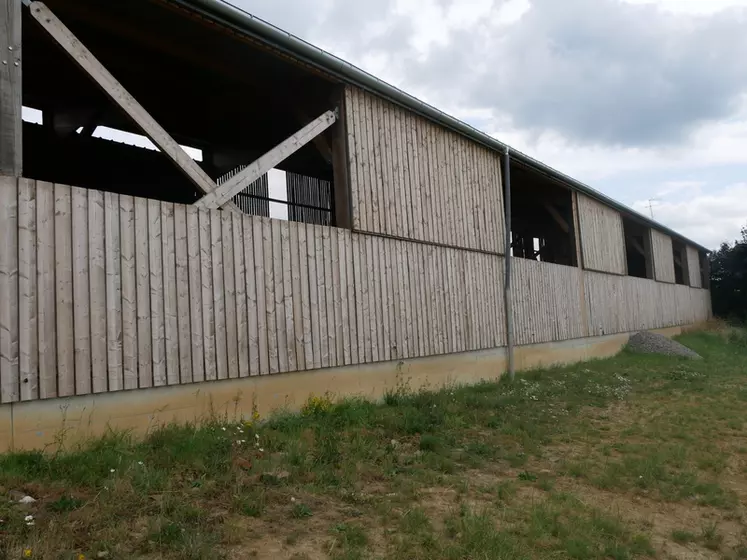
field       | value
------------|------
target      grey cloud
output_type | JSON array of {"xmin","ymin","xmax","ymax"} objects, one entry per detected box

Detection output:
[{"xmin": 230, "ymin": 0, "xmax": 747, "ymax": 147}]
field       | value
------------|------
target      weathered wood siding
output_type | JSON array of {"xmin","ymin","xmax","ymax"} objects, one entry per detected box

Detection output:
[
  {"xmin": 577, "ymin": 194, "xmax": 626, "ymax": 275},
  {"xmin": 511, "ymin": 259, "xmax": 584, "ymax": 346},
  {"xmin": 585, "ymin": 271, "xmax": 710, "ymax": 336},
  {"xmin": 686, "ymin": 246, "xmax": 701, "ymax": 288},
  {"xmin": 344, "ymin": 86, "xmax": 504, "ymax": 253},
  {"xmin": 651, "ymin": 229, "xmax": 675, "ymax": 284},
  {"xmin": 0, "ymin": 178, "xmax": 712, "ymax": 404}
]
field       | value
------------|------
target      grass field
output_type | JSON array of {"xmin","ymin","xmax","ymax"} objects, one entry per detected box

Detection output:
[{"xmin": 1, "ymin": 326, "xmax": 746, "ymax": 559}]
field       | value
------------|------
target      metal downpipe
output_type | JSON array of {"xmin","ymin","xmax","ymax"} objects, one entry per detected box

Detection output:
[{"xmin": 503, "ymin": 147, "xmax": 514, "ymax": 381}]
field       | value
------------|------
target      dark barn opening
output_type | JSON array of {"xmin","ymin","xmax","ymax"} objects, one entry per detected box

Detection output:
[
  {"xmin": 672, "ymin": 239, "xmax": 690, "ymax": 285},
  {"xmin": 623, "ymin": 217, "xmax": 653, "ymax": 279},
  {"xmin": 509, "ymin": 163, "xmax": 577, "ymax": 266},
  {"xmin": 21, "ymin": 0, "xmax": 344, "ymax": 225}
]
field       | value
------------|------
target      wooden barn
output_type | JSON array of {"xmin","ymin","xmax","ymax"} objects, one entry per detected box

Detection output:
[{"xmin": 0, "ymin": 0, "xmax": 711, "ymax": 449}]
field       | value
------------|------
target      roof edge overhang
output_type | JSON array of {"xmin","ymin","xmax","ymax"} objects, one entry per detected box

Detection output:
[{"xmin": 167, "ymin": 0, "xmax": 711, "ymax": 253}]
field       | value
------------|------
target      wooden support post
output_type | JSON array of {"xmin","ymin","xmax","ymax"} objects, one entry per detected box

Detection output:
[
  {"xmin": 26, "ymin": 1, "xmax": 222, "ymax": 200},
  {"xmin": 1, "ymin": 0, "xmax": 22, "ymax": 176},
  {"xmin": 331, "ymin": 91, "xmax": 351, "ymax": 228},
  {"xmin": 196, "ymin": 110, "xmax": 337, "ymax": 210}
]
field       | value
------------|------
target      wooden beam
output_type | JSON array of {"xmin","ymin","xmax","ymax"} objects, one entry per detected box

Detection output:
[
  {"xmin": 293, "ymin": 107, "xmax": 333, "ymax": 162},
  {"xmin": 544, "ymin": 203, "xmax": 570, "ymax": 233},
  {"xmin": 26, "ymin": 1, "xmax": 218, "ymax": 197},
  {"xmin": 196, "ymin": 110, "xmax": 337, "ymax": 210},
  {"xmin": 1, "ymin": 0, "xmax": 22, "ymax": 175}
]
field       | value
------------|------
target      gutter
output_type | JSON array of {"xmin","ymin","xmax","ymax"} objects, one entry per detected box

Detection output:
[{"xmin": 169, "ymin": 0, "xmax": 711, "ymax": 253}]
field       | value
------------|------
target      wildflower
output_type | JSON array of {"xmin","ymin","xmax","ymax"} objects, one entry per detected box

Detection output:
[
  {"xmin": 221, "ymin": 427, "xmax": 227, "ymax": 431},
  {"xmin": 24, "ymin": 515, "xmax": 34, "ymax": 522},
  {"xmin": 137, "ymin": 461, "xmax": 144, "ymax": 466},
  {"xmin": 259, "ymin": 448, "xmax": 264, "ymax": 452},
  {"xmin": 23, "ymin": 549, "xmax": 32, "ymax": 558},
  {"xmin": 77, "ymin": 554, "xmax": 86, "ymax": 560},
  {"xmin": 255, "ymin": 433, "xmax": 260, "ymax": 440},
  {"xmin": 26, "ymin": 521, "xmax": 35, "ymax": 526},
  {"xmin": 291, "ymin": 497, "xmax": 296, "ymax": 503}
]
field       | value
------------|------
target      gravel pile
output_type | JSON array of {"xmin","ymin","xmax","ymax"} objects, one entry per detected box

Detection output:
[{"xmin": 627, "ymin": 331, "xmax": 702, "ymax": 359}]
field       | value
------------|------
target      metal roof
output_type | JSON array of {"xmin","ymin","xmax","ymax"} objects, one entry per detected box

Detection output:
[{"xmin": 170, "ymin": 0, "xmax": 710, "ymax": 253}]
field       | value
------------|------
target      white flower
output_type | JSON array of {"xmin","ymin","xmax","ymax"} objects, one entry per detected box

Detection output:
[
  {"xmin": 26, "ymin": 521, "xmax": 35, "ymax": 526},
  {"xmin": 110, "ymin": 469, "xmax": 115, "ymax": 473},
  {"xmin": 221, "ymin": 427, "xmax": 226, "ymax": 431},
  {"xmin": 137, "ymin": 461, "xmax": 144, "ymax": 466},
  {"xmin": 259, "ymin": 448, "xmax": 264, "ymax": 452},
  {"xmin": 255, "ymin": 434, "xmax": 260, "ymax": 440},
  {"xmin": 24, "ymin": 515, "xmax": 34, "ymax": 522},
  {"xmin": 291, "ymin": 497, "xmax": 296, "ymax": 503}
]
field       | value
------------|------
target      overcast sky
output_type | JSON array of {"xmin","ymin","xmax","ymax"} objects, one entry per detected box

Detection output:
[{"xmin": 231, "ymin": 0, "xmax": 747, "ymax": 249}]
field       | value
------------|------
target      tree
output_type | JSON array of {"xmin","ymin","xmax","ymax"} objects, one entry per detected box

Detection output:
[{"xmin": 710, "ymin": 224, "xmax": 747, "ymax": 322}]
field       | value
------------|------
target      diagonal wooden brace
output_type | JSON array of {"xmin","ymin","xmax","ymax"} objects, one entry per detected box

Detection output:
[
  {"xmin": 195, "ymin": 110, "xmax": 338, "ymax": 210},
  {"xmin": 26, "ymin": 1, "xmax": 236, "ymax": 208}
]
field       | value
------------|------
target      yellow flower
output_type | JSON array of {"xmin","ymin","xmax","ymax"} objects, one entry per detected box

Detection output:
[
  {"xmin": 23, "ymin": 549, "xmax": 32, "ymax": 558},
  {"xmin": 77, "ymin": 554, "xmax": 86, "ymax": 560}
]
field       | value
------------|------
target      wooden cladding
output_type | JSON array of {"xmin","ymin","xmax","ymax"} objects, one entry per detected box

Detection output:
[
  {"xmin": 353, "ymin": 236, "xmax": 505, "ymax": 361},
  {"xmin": 651, "ymin": 230, "xmax": 675, "ymax": 284},
  {"xmin": 0, "ymin": 178, "xmax": 712, "ymax": 405},
  {"xmin": 511, "ymin": 259, "xmax": 585, "ymax": 346},
  {"xmin": 344, "ymin": 86, "xmax": 505, "ymax": 253},
  {"xmin": 585, "ymin": 272, "xmax": 710, "ymax": 336},
  {"xmin": 0, "ymin": 178, "xmax": 507, "ymax": 403},
  {"xmin": 686, "ymin": 246, "xmax": 701, "ymax": 288},
  {"xmin": 577, "ymin": 194, "xmax": 627, "ymax": 275}
]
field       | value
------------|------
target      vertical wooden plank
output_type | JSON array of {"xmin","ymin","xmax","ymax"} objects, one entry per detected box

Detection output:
[
  {"xmin": 262, "ymin": 218, "xmax": 278, "ymax": 373},
  {"xmin": 289, "ymin": 222, "xmax": 305, "ymax": 369},
  {"xmin": 253, "ymin": 218, "xmax": 270, "ymax": 374},
  {"xmin": 365, "ymin": 235, "xmax": 379, "ymax": 363},
  {"xmin": 429, "ymin": 126, "xmax": 443, "ymax": 245},
  {"xmin": 330, "ymin": 228, "xmax": 344, "ymax": 366},
  {"xmin": 408, "ymin": 241, "xmax": 423, "ymax": 357},
  {"xmin": 280, "ymin": 220, "xmax": 296, "ymax": 372},
  {"xmin": 408, "ymin": 114, "xmax": 423, "ymax": 242},
  {"xmin": 72, "ymin": 187, "xmax": 92, "ymax": 395},
  {"xmin": 313, "ymin": 225, "xmax": 328, "ymax": 367},
  {"xmin": 199, "ymin": 209, "xmax": 216, "ymax": 380},
  {"xmin": 395, "ymin": 107, "xmax": 411, "ymax": 239},
  {"xmin": 307, "ymin": 223, "xmax": 322, "ymax": 369},
  {"xmin": 119, "ymin": 195, "xmax": 138, "ymax": 390},
  {"xmin": 160, "ymin": 203, "xmax": 179, "ymax": 386},
  {"xmin": 242, "ymin": 216, "xmax": 260, "ymax": 375},
  {"xmin": 36, "ymin": 182, "xmax": 57, "ymax": 398},
  {"xmin": 339, "ymin": 231, "xmax": 357, "ymax": 365},
  {"xmin": 297, "ymin": 223, "xmax": 313, "ymax": 369},
  {"xmin": 357, "ymin": 233, "xmax": 371, "ymax": 363},
  {"xmin": 344, "ymin": 88, "xmax": 361, "ymax": 230},
  {"xmin": 0, "ymin": 0, "xmax": 22, "ymax": 176},
  {"xmin": 221, "ymin": 212, "xmax": 239, "ymax": 379},
  {"xmin": 18, "ymin": 179, "xmax": 38, "ymax": 401},
  {"xmin": 351, "ymin": 234, "xmax": 365, "ymax": 363},
  {"xmin": 89, "ymin": 190, "xmax": 108, "ymax": 393},
  {"xmin": 211, "ymin": 210, "xmax": 228, "ymax": 380},
  {"xmin": 366, "ymin": 93, "xmax": 381, "ymax": 235},
  {"xmin": 174, "ymin": 204, "xmax": 193, "ymax": 384},
  {"xmin": 53, "ymin": 185, "xmax": 74, "ymax": 397},
  {"xmin": 148, "ymin": 200, "xmax": 166, "ymax": 386},
  {"xmin": 322, "ymin": 227, "xmax": 336, "ymax": 367},
  {"xmin": 464, "ymin": 251, "xmax": 475, "ymax": 351},
  {"xmin": 105, "ymin": 192, "xmax": 123, "ymax": 391},
  {"xmin": 232, "ymin": 213, "xmax": 249, "ymax": 378},
  {"xmin": 377, "ymin": 235, "xmax": 390, "ymax": 362},
  {"xmin": 416, "ymin": 119, "xmax": 431, "ymax": 244},
  {"xmin": 134, "ymin": 197, "xmax": 151, "ymax": 388},
  {"xmin": 186, "ymin": 206, "xmax": 205, "ymax": 382},
  {"xmin": 271, "ymin": 219, "xmax": 287, "ymax": 372},
  {"xmin": 0, "ymin": 176, "xmax": 19, "ymax": 402},
  {"xmin": 345, "ymin": 232, "xmax": 359, "ymax": 365}
]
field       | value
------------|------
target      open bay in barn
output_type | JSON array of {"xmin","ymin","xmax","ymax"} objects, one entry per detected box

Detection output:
[{"xmin": 0, "ymin": 324, "xmax": 746, "ymax": 558}]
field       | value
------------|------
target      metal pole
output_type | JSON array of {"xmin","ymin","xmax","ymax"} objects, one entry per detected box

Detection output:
[{"xmin": 503, "ymin": 147, "xmax": 515, "ymax": 381}]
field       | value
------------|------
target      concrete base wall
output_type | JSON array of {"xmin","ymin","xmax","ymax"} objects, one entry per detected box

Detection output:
[{"xmin": 1, "ymin": 325, "xmax": 693, "ymax": 451}]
